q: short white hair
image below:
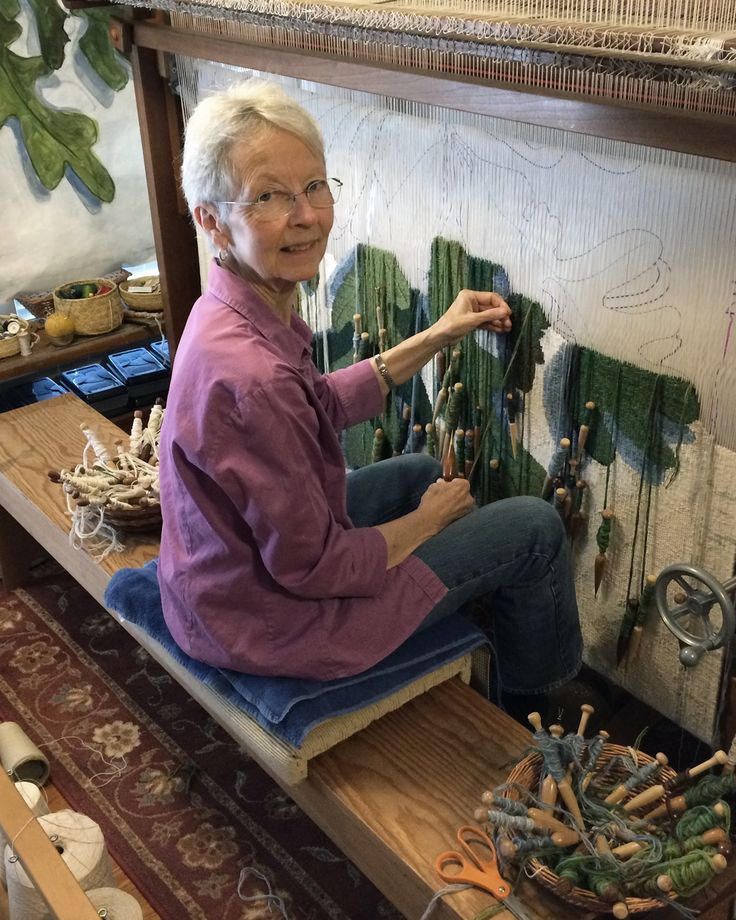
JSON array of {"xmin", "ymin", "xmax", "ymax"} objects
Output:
[{"xmin": 180, "ymin": 81, "xmax": 325, "ymax": 218}]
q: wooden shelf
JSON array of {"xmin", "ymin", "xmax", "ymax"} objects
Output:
[{"xmin": 0, "ymin": 323, "xmax": 154, "ymax": 385}]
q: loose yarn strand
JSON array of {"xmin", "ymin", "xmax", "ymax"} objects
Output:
[{"xmin": 237, "ymin": 866, "xmax": 292, "ymax": 919}]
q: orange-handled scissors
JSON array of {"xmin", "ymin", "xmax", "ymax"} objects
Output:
[{"xmin": 435, "ymin": 824, "xmax": 510, "ymax": 900}]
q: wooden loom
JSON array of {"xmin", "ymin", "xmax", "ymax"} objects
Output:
[{"xmin": 101, "ymin": 0, "xmax": 736, "ymax": 743}]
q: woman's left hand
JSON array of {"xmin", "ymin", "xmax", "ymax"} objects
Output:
[{"xmin": 434, "ymin": 289, "xmax": 512, "ymax": 347}]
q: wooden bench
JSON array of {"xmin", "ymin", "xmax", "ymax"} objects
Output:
[{"xmin": 0, "ymin": 394, "xmax": 733, "ymax": 920}]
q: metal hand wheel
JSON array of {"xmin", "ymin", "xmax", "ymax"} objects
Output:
[{"xmin": 655, "ymin": 563, "xmax": 736, "ymax": 667}]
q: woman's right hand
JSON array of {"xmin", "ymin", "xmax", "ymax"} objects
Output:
[{"xmin": 418, "ymin": 477, "xmax": 475, "ymax": 535}]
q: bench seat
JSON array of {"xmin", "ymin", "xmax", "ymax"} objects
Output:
[{"xmin": 2, "ymin": 395, "xmax": 732, "ymax": 919}]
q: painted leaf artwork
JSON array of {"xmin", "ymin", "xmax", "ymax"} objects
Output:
[
  {"xmin": 26, "ymin": 0, "xmax": 68, "ymax": 70},
  {"xmin": 0, "ymin": 0, "xmax": 126, "ymax": 202},
  {"xmin": 75, "ymin": 8, "xmax": 129, "ymax": 92}
]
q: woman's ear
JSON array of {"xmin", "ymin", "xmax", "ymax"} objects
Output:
[{"xmin": 194, "ymin": 204, "xmax": 230, "ymax": 251}]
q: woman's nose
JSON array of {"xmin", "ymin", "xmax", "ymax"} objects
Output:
[{"xmin": 289, "ymin": 191, "xmax": 318, "ymax": 224}]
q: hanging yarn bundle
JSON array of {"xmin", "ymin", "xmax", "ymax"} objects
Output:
[
  {"xmin": 5, "ymin": 809, "xmax": 115, "ymax": 920},
  {"xmin": 477, "ymin": 706, "xmax": 732, "ymax": 916}
]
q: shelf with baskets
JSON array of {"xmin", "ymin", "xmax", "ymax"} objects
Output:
[{"xmin": 0, "ymin": 323, "xmax": 157, "ymax": 385}]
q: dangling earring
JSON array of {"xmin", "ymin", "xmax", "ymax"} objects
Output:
[{"xmin": 218, "ymin": 248, "xmax": 229, "ymax": 264}]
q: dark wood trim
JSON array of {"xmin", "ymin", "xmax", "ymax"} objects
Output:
[
  {"xmin": 132, "ymin": 19, "xmax": 736, "ymax": 163},
  {"xmin": 131, "ymin": 42, "xmax": 201, "ymax": 353}
]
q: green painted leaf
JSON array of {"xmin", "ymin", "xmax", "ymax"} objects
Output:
[
  {"xmin": 27, "ymin": 0, "xmax": 69, "ymax": 71},
  {"xmin": 0, "ymin": 41, "xmax": 115, "ymax": 200},
  {"xmin": 75, "ymin": 8, "xmax": 128, "ymax": 91},
  {"xmin": 0, "ymin": 16, "xmax": 20, "ymax": 44},
  {"xmin": 0, "ymin": 0, "xmax": 20, "ymax": 22}
]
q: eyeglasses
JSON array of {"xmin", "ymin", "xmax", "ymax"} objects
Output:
[{"xmin": 216, "ymin": 178, "xmax": 342, "ymax": 221}]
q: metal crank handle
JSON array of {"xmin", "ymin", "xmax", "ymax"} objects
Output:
[{"xmin": 655, "ymin": 563, "xmax": 736, "ymax": 667}]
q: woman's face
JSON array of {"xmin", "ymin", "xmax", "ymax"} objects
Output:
[{"xmin": 220, "ymin": 128, "xmax": 333, "ymax": 295}]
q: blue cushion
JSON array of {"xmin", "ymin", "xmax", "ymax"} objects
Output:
[{"xmin": 104, "ymin": 560, "xmax": 487, "ymax": 746}]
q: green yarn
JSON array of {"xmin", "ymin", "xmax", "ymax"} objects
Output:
[
  {"xmin": 596, "ymin": 515, "xmax": 612, "ymax": 553},
  {"xmin": 571, "ymin": 348, "xmax": 699, "ymax": 473},
  {"xmin": 684, "ymin": 774, "xmax": 736, "ymax": 809},
  {"xmin": 676, "ymin": 803, "xmax": 730, "ymax": 838},
  {"xmin": 330, "ymin": 244, "xmax": 431, "ymax": 467},
  {"xmin": 660, "ymin": 848, "xmax": 721, "ymax": 898}
]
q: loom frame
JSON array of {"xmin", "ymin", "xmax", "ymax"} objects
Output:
[{"xmin": 115, "ymin": 10, "xmax": 736, "ymax": 352}]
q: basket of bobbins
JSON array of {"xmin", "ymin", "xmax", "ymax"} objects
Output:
[
  {"xmin": 48, "ymin": 402, "xmax": 165, "ymax": 557},
  {"xmin": 476, "ymin": 706, "xmax": 733, "ymax": 918}
]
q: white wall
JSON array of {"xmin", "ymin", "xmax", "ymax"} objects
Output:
[{"xmin": 0, "ymin": 3, "xmax": 155, "ymax": 308}]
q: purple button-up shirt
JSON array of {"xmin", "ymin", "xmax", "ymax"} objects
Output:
[{"xmin": 158, "ymin": 261, "xmax": 447, "ymax": 679}]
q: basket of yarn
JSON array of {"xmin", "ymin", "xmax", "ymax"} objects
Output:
[
  {"xmin": 119, "ymin": 276, "xmax": 163, "ymax": 312},
  {"xmin": 481, "ymin": 710, "xmax": 732, "ymax": 917},
  {"xmin": 0, "ymin": 314, "xmax": 32, "ymax": 360},
  {"xmin": 53, "ymin": 278, "xmax": 123, "ymax": 336},
  {"xmin": 48, "ymin": 403, "xmax": 165, "ymax": 556}
]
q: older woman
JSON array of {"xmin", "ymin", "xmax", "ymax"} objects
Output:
[{"xmin": 158, "ymin": 81, "xmax": 582, "ymax": 716}]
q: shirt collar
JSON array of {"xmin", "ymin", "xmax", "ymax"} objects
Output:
[{"xmin": 207, "ymin": 259, "xmax": 312, "ymax": 366}]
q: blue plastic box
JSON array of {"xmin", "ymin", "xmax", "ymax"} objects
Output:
[
  {"xmin": 60, "ymin": 363, "xmax": 129, "ymax": 416},
  {"xmin": 106, "ymin": 347, "xmax": 169, "ymax": 405},
  {"xmin": 2, "ymin": 377, "xmax": 68, "ymax": 410},
  {"xmin": 149, "ymin": 339, "xmax": 170, "ymax": 367}
]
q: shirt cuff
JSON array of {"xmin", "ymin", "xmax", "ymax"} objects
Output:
[{"xmin": 329, "ymin": 359, "xmax": 386, "ymax": 428}]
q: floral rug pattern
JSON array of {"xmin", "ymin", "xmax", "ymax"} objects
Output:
[{"xmin": 0, "ymin": 564, "xmax": 403, "ymax": 919}]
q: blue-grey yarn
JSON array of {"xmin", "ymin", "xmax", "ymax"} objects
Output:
[{"xmin": 490, "ymin": 795, "xmax": 528, "ymax": 816}]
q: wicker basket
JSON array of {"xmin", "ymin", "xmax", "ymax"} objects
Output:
[
  {"xmin": 53, "ymin": 279, "xmax": 123, "ymax": 335},
  {"xmin": 0, "ymin": 314, "xmax": 31, "ymax": 360},
  {"xmin": 501, "ymin": 744, "xmax": 679, "ymax": 914},
  {"xmin": 104, "ymin": 503, "xmax": 162, "ymax": 532},
  {"xmin": 14, "ymin": 290, "xmax": 55, "ymax": 320},
  {"xmin": 15, "ymin": 269, "xmax": 130, "ymax": 322},
  {"xmin": 119, "ymin": 276, "xmax": 163, "ymax": 312}
]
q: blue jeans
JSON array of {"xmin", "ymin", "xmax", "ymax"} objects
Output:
[{"xmin": 346, "ymin": 454, "xmax": 582, "ymax": 695}]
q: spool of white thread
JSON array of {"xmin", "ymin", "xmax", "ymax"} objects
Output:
[
  {"xmin": 0, "ymin": 722, "xmax": 50, "ymax": 784},
  {"xmin": 0, "ymin": 781, "xmax": 49, "ymax": 886},
  {"xmin": 85, "ymin": 887, "xmax": 144, "ymax": 919},
  {"xmin": 86, "ymin": 887, "xmax": 144, "ymax": 919},
  {"xmin": 5, "ymin": 809, "xmax": 115, "ymax": 920}
]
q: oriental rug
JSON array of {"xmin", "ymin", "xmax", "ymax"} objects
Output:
[{"xmin": 0, "ymin": 563, "xmax": 404, "ymax": 920}]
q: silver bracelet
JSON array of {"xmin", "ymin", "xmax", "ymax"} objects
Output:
[{"xmin": 374, "ymin": 353, "xmax": 397, "ymax": 390}]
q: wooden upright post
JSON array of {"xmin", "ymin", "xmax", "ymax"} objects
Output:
[{"xmin": 131, "ymin": 42, "xmax": 200, "ymax": 355}]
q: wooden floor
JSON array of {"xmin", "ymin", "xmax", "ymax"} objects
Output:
[{"xmin": 0, "ymin": 782, "xmax": 159, "ymax": 920}]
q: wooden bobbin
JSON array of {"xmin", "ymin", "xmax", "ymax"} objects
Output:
[
  {"xmin": 624, "ymin": 751, "xmax": 728, "ymax": 813},
  {"xmin": 605, "ymin": 752, "xmax": 668, "ymax": 806},
  {"xmin": 576, "ymin": 704, "xmax": 595, "ymax": 738}
]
